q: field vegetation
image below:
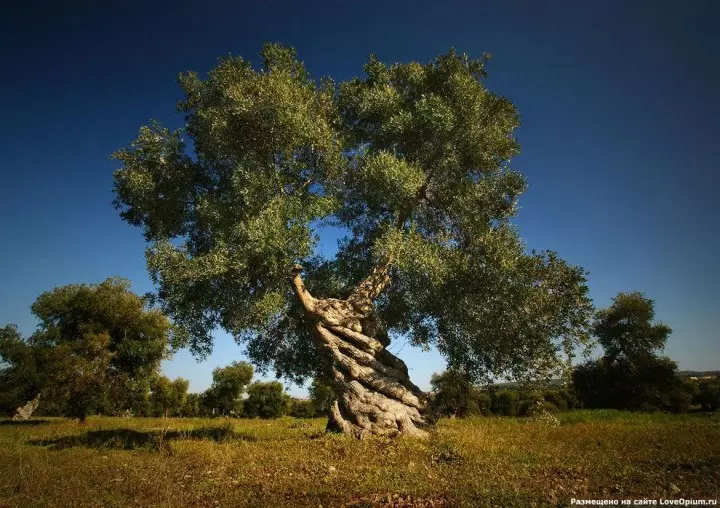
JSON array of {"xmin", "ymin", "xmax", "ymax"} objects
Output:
[{"xmin": 1, "ymin": 411, "xmax": 718, "ymax": 507}]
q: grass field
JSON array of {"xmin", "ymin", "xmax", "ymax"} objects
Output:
[{"xmin": 0, "ymin": 411, "xmax": 718, "ymax": 507}]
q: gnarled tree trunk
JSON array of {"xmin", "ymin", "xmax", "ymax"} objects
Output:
[{"xmin": 291, "ymin": 264, "xmax": 429, "ymax": 439}]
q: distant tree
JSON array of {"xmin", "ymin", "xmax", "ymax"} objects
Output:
[
  {"xmin": 206, "ymin": 362, "xmax": 254, "ymax": 416},
  {"xmin": 573, "ymin": 292, "xmax": 686, "ymax": 412},
  {"xmin": 150, "ymin": 375, "xmax": 189, "ymax": 417},
  {"xmin": 594, "ymin": 292, "xmax": 672, "ymax": 361},
  {"xmin": 0, "ymin": 325, "xmax": 44, "ymax": 416},
  {"xmin": 0, "ymin": 278, "xmax": 179, "ymax": 421},
  {"xmin": 492, "ymin": 391, "xmax": 519, "ymax": 416},
  {"xmin": 308, "ymin": 378, "xmax": 335, "ymax": 416},
  {"xmin": 542, "ymin": 388, "xmax": 578, "ymax": 412},
  {"xmin": 694, "ymin": 379, "xmax": 720, "ymax": 411},
  {"xmin": 429, "ymin": 370, "xmax": 487, "ymax": 418},
  {"xmin": 288, "ymin": 397, "xmax": 317, "ymax": 418},
  {"xmin": 181, "ymin": 392, "xmax": 202, "ymax": 417},
  {"xmin": 123, "ymin": 377, "xmax": 153, "ymax": 417},
  {"xmin": 667, "ymin": 379, "xmax": 697, "ymax": 414},
  {"xmin": 243, "ymin": 381, "xmax": 288, "ymax": 419}
]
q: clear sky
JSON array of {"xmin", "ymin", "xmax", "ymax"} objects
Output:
[{"xmin": 1, "ymin": 0, "xmax": 718, "ymax": 396}]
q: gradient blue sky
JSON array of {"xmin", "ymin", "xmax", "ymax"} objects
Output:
[{"xmin": 1, "ymin": 0, "xmax": 718, "ymax": 396}]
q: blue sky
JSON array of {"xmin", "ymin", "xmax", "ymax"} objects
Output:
[{"xmin": 1, "ymin": 0, "xmax": 718, "ymax": 396}]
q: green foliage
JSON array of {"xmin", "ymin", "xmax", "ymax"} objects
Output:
[
  {"xmin": 287, "ymin": 397, "xmax": 317, "ymax": 418},
  {"xmin": 243, "ymin": 381, "xmax": 288, "ymax": 419},
  {"xmin": 693, "ymin": 379, "xmax": 720, "ymax": 411},
  {"xmin": 572, "ymin": 356, "xmax": 686, "ymax": 412},
  {"xmin": 113, "ymin": 44, "xmax": 594, "ymax": 385},
  {"xmin": 204, "ymin": 361, "xmax": 254, "ymax": 416},
  {"xmin": 429, "ymin": 370, "xmax": 489, "ymax": 417},
  {"xmin": 0, "ymin": 325, "xmax": 44, "ymax": 416},
  {"xmin": 594, "ymin": 291, "xmax": 672, "ymax": 361},
  {"xmin": 180, "ymin": 393, "xmax": 202, "ymax": 417},
  {"xmin": 572, "ymin": 291, "xmax": 688, "ymax": 413},
  {"xmin": 0, "ymin": 278, "xmax": 176, "ymax": 420},
  {"xmin": 150, "ymin": 375, "xmax": 189, "ymax": 417},
  {"xmin": 308, "ymin": 378, "xmax": 335, "ymax": 415},
  {"xmin": 666, "ymin": 380, "xmax": 696, "ymax": 414},
  {"xmin": 542, "ymin": 389, "xmax": 579, "ymax": 412},
  {"xmin": 426, "ymin": 370, "xmax": 578, "ymax": 419},
  {"xmin": 492, "ymin": 391, "xmax": 519, "ymax": 416}
]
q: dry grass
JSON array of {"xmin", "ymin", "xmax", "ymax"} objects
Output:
[{"xmin": 0, "ymin": 411, "xmax": 718, "ymax": 507}]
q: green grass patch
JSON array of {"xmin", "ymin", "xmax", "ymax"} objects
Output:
[{"xmin": 0, "ymin": 412, "xmax": 717, "ymax": 507}]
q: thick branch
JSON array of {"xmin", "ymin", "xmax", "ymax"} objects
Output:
[
  {"xmin": 347, "ymin": 258, "xmax": 393, "ymax": 312},
  {"xmin": 290, "ymin": 265, "xmax": 317, "ymax": 313}
]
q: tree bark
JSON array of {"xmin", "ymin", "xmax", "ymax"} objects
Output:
[{"xmin": 291, "ymin": 265, "xmax": 429, "ymax": 439}]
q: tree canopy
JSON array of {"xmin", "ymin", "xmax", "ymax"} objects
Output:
[
  {"xmin": 573, "ymin": 291, "xmax": 686, "ymax": 412},
  {"xmin": 0, "ymin": 278, "xmax": 179, "ymax": 420},
  {"xmin": 204, "ymin": 361, "xmax": 254, "ymax": 415},
  {"xmin": 113, "ymin": 43, "xmax": 593, "ymax": 386},
  {"xmin": 150, "ymin": 375, "xmax": 190, "ymax": 417},
  {"xmin": 243, "ymin": 381, "xmax": 288, "ymax": 419},
  {"xmin": 594, "ymin": 291, "xmax": 672, "ymax": 361}
]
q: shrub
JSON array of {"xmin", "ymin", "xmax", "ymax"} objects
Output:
[
  {"xmin": 308, "ymin": 379, "xmax": 335, "ymax": 415},
  {"xmin": 493, "ymin": 391, "xmax": 519, "ymax": 416},
  {"xmin": 573, "ymin": 357, "xmax": 692, "ymax": 413},
  {"xmin": 430, "ymin": 370, "xmax": 490, "ymax": 418},
  {"xmin": 543, "ymin": 390, "xmax": 568, "ymax": 411},
  {"xmin": 475, "ymin": 392, "xmax": 492, "ymax": 415},
  {"xmin": 694, "ymin": 379, "xmax": 720, "ymax": 411},
  {"xmin": 288, "ymin": 398, "xmax": 317, "ymax": 418}
]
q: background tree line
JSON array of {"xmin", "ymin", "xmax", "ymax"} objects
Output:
[
  {"xmin": 2, "ymin": 279, "xmax": 716, "ymax": 422},
  {"xmin": 429, "ymin": 292, "xmax": 718, "ymax": 417},
  {"xmin": 0, "ymin": 278, "xmax": 333, "ymax": 421}
]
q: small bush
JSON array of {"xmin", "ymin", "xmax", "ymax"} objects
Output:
[
  {"xmin": 288, "ymin": 398, "xmax": 317, "ymax": 419},
  {"xmin": 694, "ymin": 379, "xmax": 720, "ymax": 411},
  {"xmin": 493, "ymin": 391, "xmax": 519, "ymax": 416}
]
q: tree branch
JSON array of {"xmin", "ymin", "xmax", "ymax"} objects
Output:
[{"xmin": 290, "ymin": 265, "xmax": 317, "ymax": 313}]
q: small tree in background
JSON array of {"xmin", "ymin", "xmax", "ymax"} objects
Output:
[
  {"xmin": 288, "ymin": 397, "xmax": 317, "ymax": 418},
  {"xmin": 0, "ymin": 278, "xmax": 179, "ymax": 421},
  {"xmin": 0, "ymin": 325, "xmax": 45, "ymax": 416},
  {"xmin": 243, "ymin": 381, "xmax": 288, "ymax": 419},
  {"xmin": 181, "ymin": 393, "xmax": 202, "ymax": 417},
  {"xmin": 308, "ymin": 378, "xmax": 336, "ymax": 417},
  {"xmin": 594, "ymin": 292, "xmax": 672, "ymax": 362},
  {"xmin": 205, "ymin": 362, "xmax": 254, "ymax": 416},
  {"xmin": 492, "ymin": 391, "xmax": 519, "ymax": 416},
  {"xmin": 150, "ymin": 375, "xmax": 189, "ymax": 417},
  {"xmin": 429, "ymin": 370, "xmax": 488, "ymax": 418},
  {"xmin": 695, "ymin": 379, "xmax": 720, "ymax": 411},
  {"xmin": 573, "ymin": 291, "xmax": 688, "ymax": 412}
]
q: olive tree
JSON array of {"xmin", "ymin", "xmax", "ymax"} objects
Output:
[
  {"xmin": 1, "ymin": 278, "xmax": 178, "ymax": 421},
  {"xmin": 573, "ymin": 291, "xmax": 683, "ymax": 411},
  {"xmin": 112, "ymin": 44, "xmax": 593, "ymax": 438},
  {"xmin": 205, "ymin": 361, "xmax": 254, "ymax": 415}
]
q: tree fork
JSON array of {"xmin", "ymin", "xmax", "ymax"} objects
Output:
[{"xmin": 291, "ymin": 265, "xmax": 430, "ymax": 438}]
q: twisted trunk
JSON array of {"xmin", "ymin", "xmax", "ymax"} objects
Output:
[{"xmin": 291, "ymin": 264, "xmax": 429, "ymax": 439}]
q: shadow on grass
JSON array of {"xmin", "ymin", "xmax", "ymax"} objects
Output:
[
  {"xmin": 28, "ymin": 425, "xmax": 257, "ymax": 452},
  {"xmin": 0, "ymin": 419, "xmax": 52, "ymax": 426}
]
